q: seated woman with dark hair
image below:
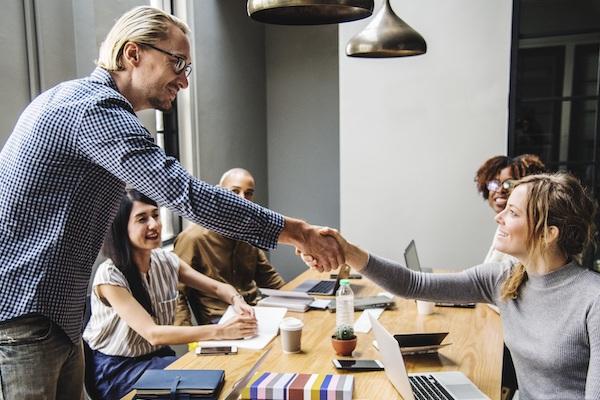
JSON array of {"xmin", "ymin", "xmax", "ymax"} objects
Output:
[
  {"xmin": 311, "ymin": 173, "xmax": 600, "ymax": 399},
  {"xmin": 474, "ymin": 154, "xmax": 545, "ymax": 264},
  {"xmin": 83, "ymin": 189, "xmax": 257, "ymax": 399}
]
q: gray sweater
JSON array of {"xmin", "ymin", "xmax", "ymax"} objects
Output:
[{"xmin": 362, "ymin": 254, "xmax": 600, "ymax": 400}]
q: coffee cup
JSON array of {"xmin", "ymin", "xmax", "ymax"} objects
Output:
[
  {"xmin": 416, "ymin": 300, "xmax": 435, "ymax": 315},
  {"xmin": 280, "ymin": 317, "xmax": 303, "ymax": 353}
]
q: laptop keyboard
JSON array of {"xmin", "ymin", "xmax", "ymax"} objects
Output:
[
  {"xmin": 409, "ymin": 375, "xmax": 455, "ymax": 400},
  {"xmin": 308, "ymin": 280, "xmax": 336, "ymax": 294}
]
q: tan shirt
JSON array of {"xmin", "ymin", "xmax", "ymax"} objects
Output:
[{"xmin": 173, "ymin": 225, "xmax": 285, "ymax": 325}]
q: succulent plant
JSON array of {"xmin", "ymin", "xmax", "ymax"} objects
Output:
[{"xmin": 333, "ymin": 324, "xmax": 355, "ymax": 340}]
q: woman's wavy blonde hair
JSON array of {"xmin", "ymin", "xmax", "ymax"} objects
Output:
[
  {"xmin": 500, "ymin": 173, "xmax": 596, "ymax": 300},
  {"xmin": 96, "ymin": 6, "xmax": 189, "ymax": 72}
]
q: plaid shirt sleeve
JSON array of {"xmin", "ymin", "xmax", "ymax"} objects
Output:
[{"xmin": 77, "ymin": 89, "xmax": 284, "ymax": 251}]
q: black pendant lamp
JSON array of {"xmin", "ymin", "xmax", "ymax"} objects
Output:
[
  {"xmin": 346, "ymin": 0, "xmax": 426, "ymax": 57},
  {"xmin": 247, "ymin": 0, "xmax": 374, "ymax": 25}
]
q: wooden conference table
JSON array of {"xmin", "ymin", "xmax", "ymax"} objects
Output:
[{"xmin": 125, "ymin": 268, "xmax": 503, "ymax": 400}]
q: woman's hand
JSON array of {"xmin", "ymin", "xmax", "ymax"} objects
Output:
[
  {"xmin": 297, "ymin": 227, "xmax": 369, "ymax": 272},
  {"xmin": 218, "ymin": 314, "xmax": 258, "ymax": 339},
  {"xmin": 232, "ymin": 295, "xmax": 255, "ymax": 318}
]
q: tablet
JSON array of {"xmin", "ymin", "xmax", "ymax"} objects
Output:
[
  {"xmin": 393, "ymin": 332, "xmax": 448, "ymax": 347},
  {"xmin": 393, "ymin": 332, "xmax": 451, "ymax": 355}
]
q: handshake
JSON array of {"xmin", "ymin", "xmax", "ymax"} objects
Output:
[{"xmin": 279, "ymin": 217, "xmax": 369, "ymax": 273}]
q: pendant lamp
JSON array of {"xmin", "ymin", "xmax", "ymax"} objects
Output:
[
  {"xmin": 346, "ymin": 0, "xmax": 426, "ymax": 57},
  {"xmin": 247, "ymin": 0, "xmax": 374, "ymax": 25}
]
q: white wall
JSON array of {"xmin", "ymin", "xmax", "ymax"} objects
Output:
[{"xmin": 339, "ymin": 0, "xmax": 513, "ymax": 269}]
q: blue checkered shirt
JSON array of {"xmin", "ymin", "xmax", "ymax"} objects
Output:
[{"xmin": 0, "ymin": 67, "xmax": 284, "ymax": 343}]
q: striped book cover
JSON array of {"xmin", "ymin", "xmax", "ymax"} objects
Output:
[{"xmin": 241, "ymin": 372, "xmax": 353, "ymax": 400}]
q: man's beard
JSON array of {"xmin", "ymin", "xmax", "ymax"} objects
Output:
[{"xmin": 149, "ymin": 96, "xmax": 173, "ymax": 112}]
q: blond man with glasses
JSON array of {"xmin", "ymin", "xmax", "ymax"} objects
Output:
[{"xmin": 0, "ymin": 6, "xmax": 342, "ymax": 399}]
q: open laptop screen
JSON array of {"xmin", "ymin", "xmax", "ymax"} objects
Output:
[{"xmin": 404, "ymin": 240, "xmax": 422, "ymax": 272}]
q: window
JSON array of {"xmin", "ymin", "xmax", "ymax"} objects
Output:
[{"xmin": 509, "ymin": 0, "xmax": 600, "ymax": 268}]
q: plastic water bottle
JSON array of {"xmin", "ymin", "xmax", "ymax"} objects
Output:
[{"xmin": 336, "ymin": 279, "xmax": 354, "ymax": 328}]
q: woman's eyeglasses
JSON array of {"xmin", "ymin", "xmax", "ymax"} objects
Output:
[
  {"xmin": 141, "ymin": 43, "xmax": 192, "ymax": 77},
  {"xmin": 487, "ymin": 179, "xmax": 516, "ymax": 193}
]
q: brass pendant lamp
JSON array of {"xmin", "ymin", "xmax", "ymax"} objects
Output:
[
  {"xmin": 346, "ymin": 0, "xmax": 426, "ymax": 57},
  {"xmin": 247, "ymin": 0, "xmax": 374, "ymax": 25}
]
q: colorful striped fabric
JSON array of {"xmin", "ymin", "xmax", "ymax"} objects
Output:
[{"xmin": 241, "ymin": 372, "xmax": 353, "ymax": 400}]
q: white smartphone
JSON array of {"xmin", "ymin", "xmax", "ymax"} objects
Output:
[
  {"xmin": 195, "ymin": 345, "xmax": 238, "ymax": 355},
  {"xmin": 332, "ymin": 359, "xmax": 384, "ymax": 371}
]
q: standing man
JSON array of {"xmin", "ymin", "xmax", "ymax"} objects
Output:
[
  {"xmin": 174, "ymin": 168, "xmax": 286, "ymax": 326},
  {"xmin": 0, "ymin": 6, "xmax": 341, "ymax": 399}
]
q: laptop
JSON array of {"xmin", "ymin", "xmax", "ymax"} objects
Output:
[
  {"xmin": 293, "ymin": 264, "xmax": 351, "ymax": 295},
  {"xmin": 404, "ymin": 240, "xmax": 475, "ymax": 308},
  {"xmin": 368, "ymin": 314, "xmax": 489, "ymax": 400}
]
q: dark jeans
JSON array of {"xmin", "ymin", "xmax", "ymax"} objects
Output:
[
  {"xmin": 0, "ymin": 314, "xmax": 83, "ymax": 400},
  {"xmin": 91, "ymin": 346, "xmax": 177, "ymax": 399}
]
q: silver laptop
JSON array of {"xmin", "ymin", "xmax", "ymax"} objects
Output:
[
  {"xmin": 369, "ymin": 313, "xmax": 489, "ymax": 400},
  {"xmin": 404, "ymin": 239, "xmax": 432, "ymax": 273},
  {"xmin": 293, "ymin": 264, "xmax": 350, "ymax": 295}
]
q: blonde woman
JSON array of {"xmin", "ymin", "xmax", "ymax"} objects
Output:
[{"xmin": 314, "ymin": 173, "xmax": 600, "ymax": 399}]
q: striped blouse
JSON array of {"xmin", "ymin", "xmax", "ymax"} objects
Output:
[{"xmin": 83, "ymin": 249, "xmax": 180, "ymax": 357}]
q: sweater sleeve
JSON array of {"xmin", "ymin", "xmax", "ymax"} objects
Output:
[
  {"xmin": 585, "ymin": 295, "xmax": 600, "ymax": 398},
  {"xmin": 361, "ymin": 253, "xmax": 506, "ymax": 304}
]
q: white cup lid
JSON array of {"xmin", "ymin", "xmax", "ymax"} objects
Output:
[{"xmin": 280, "ymin": 317, "xmax": 303, "ymax": 331}]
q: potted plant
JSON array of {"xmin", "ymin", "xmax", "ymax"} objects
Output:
[{"xmin": 331, "ymin": 324, "xmax": 357, "ymax": 356}]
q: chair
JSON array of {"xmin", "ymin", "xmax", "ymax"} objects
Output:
[
  {"xmin": 83, "ymin": 295, "xmax": 102, "ymax": 400},
  {"xmin": 186, "ymin": 288, "xmax": 212, "ymax": 325}
]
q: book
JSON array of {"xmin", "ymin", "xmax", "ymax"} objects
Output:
[
  {"xmin": 256, "ymin": 295, "xmax": 314, "ymax": 312},
  {"xmin": 257, "ymin": 289, "xmax": 315, "ymax": 312},
  {"xmin": 132, "ymin": 369, "xmax": 224, "ymax": 398},
  {"xmin": 241, "ymin": 372, "xmax": 353, "ymax": 400}
]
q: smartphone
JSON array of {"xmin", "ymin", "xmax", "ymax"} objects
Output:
[
  {"xmin": 332, "ymin": 359, "xmax": 384, "ymax": 371},
  {"xmin": 195, "ymin": 345, "xmax": 237, "ymax": 355}
]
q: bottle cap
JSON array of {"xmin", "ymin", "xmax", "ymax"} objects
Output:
[{"xmin": 340, "ymin": 279, "xmax": 350, "ymax": 286}]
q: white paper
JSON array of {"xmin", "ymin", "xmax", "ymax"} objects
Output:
[
  {"xmin": 353, "ymin": 308, "xmax": 385, "ymax": 333},
  {"xmin": 197, "ymin": 306, "xmax": 287, "ymax": 350}
]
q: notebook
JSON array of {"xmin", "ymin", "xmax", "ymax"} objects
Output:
[
  {"xmin": 404, "ymin": 240, "xmax": 475, "ymax": 308},
  {"xmin": 132, "ymin": 369, "xmax": 225, "ymax": 398},
  {"xmin": 256, "ymin": 289, "xmax": 315, "ymax": 312},
  {"xmin": 293, "ymin": 264, "xmax": 351, "ymax": 295},
  {"xmin": 368, "ymin": 314, "xmax": 489, "ymax": 400}
]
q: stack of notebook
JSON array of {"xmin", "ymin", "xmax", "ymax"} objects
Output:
[
  {"xmin": 132, "ymin": 369, "xmax": 225, "ymax": 399},
  {"xmin": 241, "ymin": 372, "xmax": 353, "ymax": 400}
]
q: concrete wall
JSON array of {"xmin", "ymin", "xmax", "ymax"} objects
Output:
[
  {"xmin": 266, "ymin": 25, "xmax": 340, "ymax": 281},
  {"xmin": 339, "ymin": 0, "xmax": 512, "ymax": 269},
  {"xmin": 0, "ymin": 1, "xmax": 31, "ymax": 147},
  {"xmin": 182, "ymin": 2, "xmax": 269, "ymax": 207}
]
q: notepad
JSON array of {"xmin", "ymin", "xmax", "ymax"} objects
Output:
[
  {"xmin": 198, "ymin": 306, "xmax": 287, "ymax": 350},
  {"xmin": 241, "ymin": 372, "xmax": 353, "ymax": 400}
]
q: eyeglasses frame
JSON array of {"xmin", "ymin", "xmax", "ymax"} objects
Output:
[
  {"xmin": 140, "ymin": 43, "xmax": 192, "ymax": 77},
  {"xmin": 486, "ymin": 178, "xmax": 516, "ymax": 193}
]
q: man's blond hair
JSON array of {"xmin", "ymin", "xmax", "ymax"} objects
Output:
[{"xmin": 97, "ymin": 6, "xmax": 189, "ymax": 71}]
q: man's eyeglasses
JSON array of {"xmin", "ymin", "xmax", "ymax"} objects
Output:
[
  {"xmin": 487, "ymin": 179, "xmax": 516, "ymax": 193},
  {"xmin": 141, "ymin": 43, "xmax": 192, "ymax": 77}
]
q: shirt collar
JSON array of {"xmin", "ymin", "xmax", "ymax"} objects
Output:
[{"xmin": 90, "ymin": 67, "xmax": 119, "ymax": 91}]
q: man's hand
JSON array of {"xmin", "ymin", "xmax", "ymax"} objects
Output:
[
  {"xmin": 278, "ymin": 217, "xmax": 344, "ymax": 272},
  {"xmin": 296, "ymin": 227, "xmax": 369, "ymax": 272}
]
